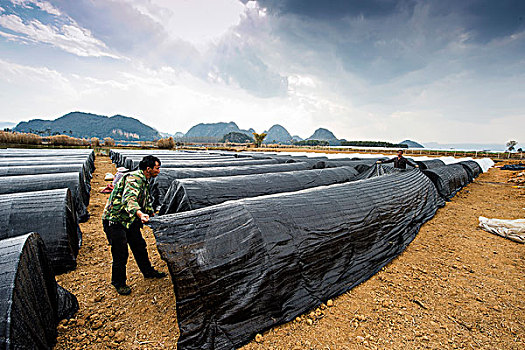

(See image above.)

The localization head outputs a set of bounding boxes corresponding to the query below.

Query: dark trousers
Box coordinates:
[102,219,154,286]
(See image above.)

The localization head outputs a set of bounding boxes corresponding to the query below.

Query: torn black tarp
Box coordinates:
[0,233,78,349]
[0,172,90,222]
[150,170,444,350]
[0,189,81,273]
[159,166,359,215]
[423,164,470,201]
[150,162,313,209]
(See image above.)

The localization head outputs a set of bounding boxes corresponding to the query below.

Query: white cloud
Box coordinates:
[0,13,119,57]
[111,0,245,49]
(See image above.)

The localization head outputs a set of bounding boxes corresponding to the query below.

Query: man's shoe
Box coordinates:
[113,284,131,295]
[144,269,167,279]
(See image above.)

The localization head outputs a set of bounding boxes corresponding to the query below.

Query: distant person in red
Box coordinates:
[376,150,419,169]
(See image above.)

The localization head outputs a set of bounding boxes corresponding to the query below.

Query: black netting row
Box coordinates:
[0,233,78,349]
[150,162,313,209]
[159,166,360,215]
[0,189,81,274]
[0,172,90,222]
[150,170,444,350]
[422,164,471,201]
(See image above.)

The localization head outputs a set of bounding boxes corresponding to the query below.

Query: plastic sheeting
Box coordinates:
[0,189,81,273]
[150,170,444,350]
[458,160,483,182]
[0,233,78,349]
[422,164,470,201]
[159,166,360,215]
[478,216,525,243]
[0,172,90,222]
[415,159,446,170]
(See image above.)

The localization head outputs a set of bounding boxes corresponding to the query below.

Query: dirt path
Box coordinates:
[55,156,524,349]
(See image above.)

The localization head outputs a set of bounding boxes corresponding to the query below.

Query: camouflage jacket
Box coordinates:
[102,170,154,228]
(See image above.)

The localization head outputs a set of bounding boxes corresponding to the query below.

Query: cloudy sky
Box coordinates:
[0,0,523,144]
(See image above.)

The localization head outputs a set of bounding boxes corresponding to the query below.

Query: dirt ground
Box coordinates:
[55,155,524,350]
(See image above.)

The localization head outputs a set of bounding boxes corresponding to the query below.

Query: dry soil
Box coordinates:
[55,155,524,350]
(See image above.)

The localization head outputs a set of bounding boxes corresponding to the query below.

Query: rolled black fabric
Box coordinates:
[457,160,483,182]
[415,159,446,170]
[0,172,90,222]
[0,233,78,349]
[159,166,360,215]
[150,162,312,209]
[150,170,444,350]
[0,189,81,273]
[423,164,470,201]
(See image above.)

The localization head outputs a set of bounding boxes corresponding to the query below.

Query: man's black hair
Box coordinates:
[139,155,161,170]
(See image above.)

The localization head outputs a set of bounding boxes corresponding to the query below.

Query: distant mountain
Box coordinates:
[307,128,341,146]
[173,132,185,139]
[14,112,161,140]
[263,124,293,144]
[400,140,424,148]
[291,135,303,142]
[221,132,254,143]
[185,122,254,139]
[0,121,15,129]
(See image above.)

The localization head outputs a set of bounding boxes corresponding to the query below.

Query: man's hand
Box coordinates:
[415,165,419,168]
[136,210,150,223]
[376,161,381,164]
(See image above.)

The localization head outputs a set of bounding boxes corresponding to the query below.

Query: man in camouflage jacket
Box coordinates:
[102,155,166,295]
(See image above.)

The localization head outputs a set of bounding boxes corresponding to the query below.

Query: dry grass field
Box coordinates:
[55,155,524,349]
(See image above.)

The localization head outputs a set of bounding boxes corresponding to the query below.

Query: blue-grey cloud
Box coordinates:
[245,0,525,43]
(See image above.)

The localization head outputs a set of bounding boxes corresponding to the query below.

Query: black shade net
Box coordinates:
[422,164,470,201]
[0,164,93,192]
[0,157,95,175]
[0,233,78,350]
[415,159,446,170]
[150,162,313,209]
[355,163,404,180]
[0,172,90,222]
[149,170,444,350]
[159,166,360,215]
[0,189,81,274]
[120,156,237,169]
[323,159,385,173]
[127,158,279,170]
[457,160,483,182]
